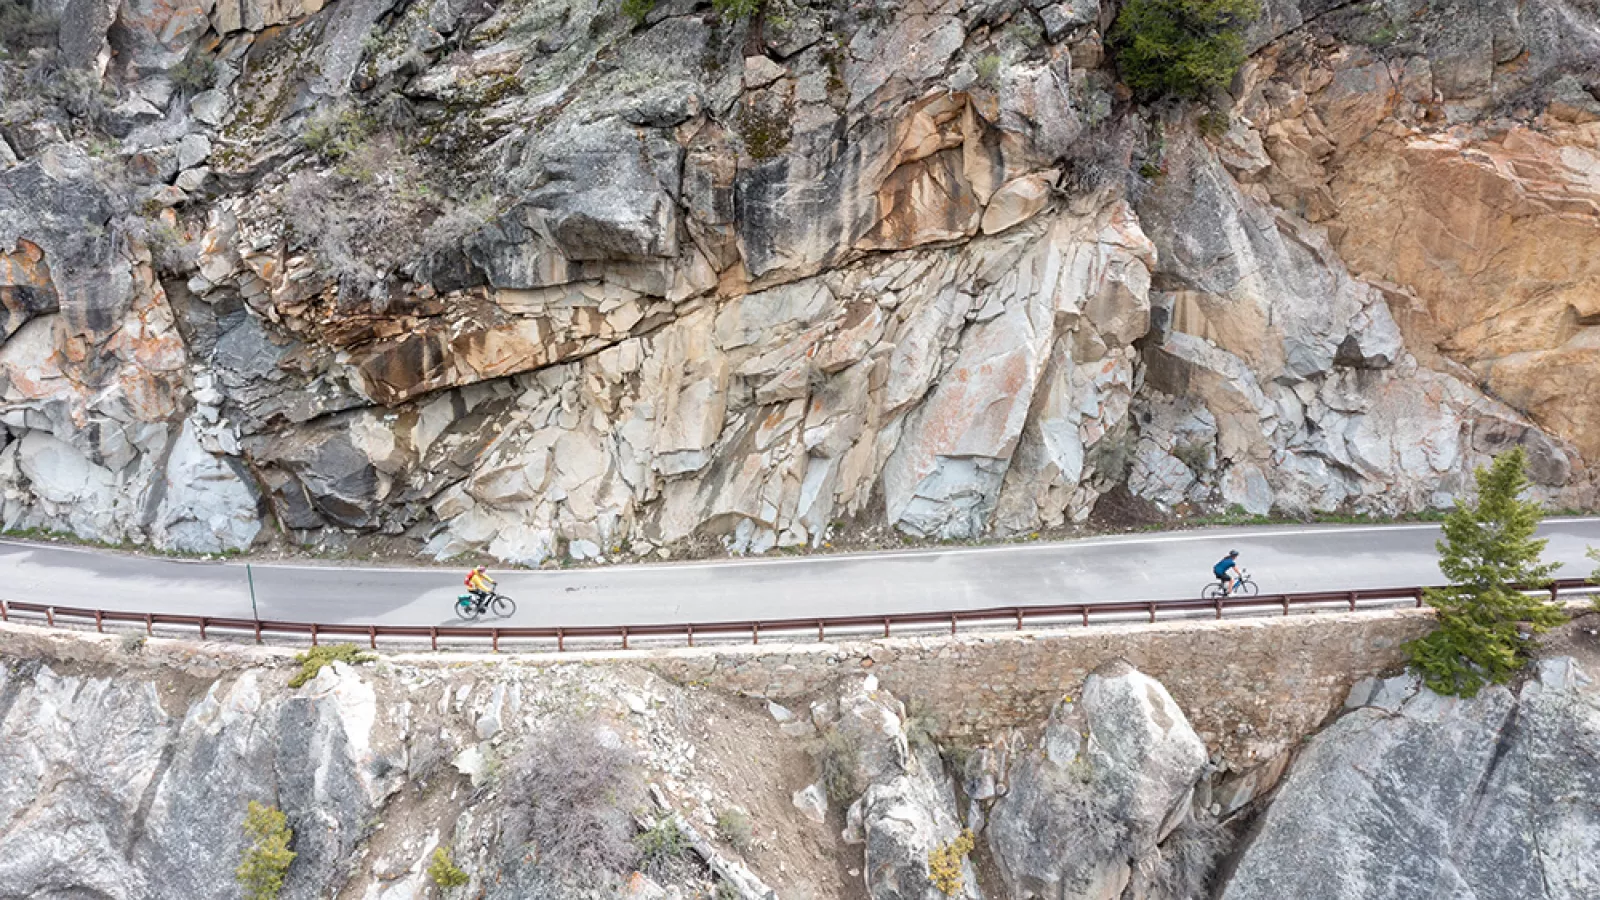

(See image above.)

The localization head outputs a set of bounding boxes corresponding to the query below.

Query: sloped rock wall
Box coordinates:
[1223,657,1600,900]
[0,0,1596,559]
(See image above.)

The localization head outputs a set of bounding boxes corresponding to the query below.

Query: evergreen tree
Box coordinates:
[1110,0,1262,101]
[1589,547,1599,610]
[1407,448,1564,696]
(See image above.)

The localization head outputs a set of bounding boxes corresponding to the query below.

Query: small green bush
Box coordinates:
[428,847,470,888]
[170,51,217,93]
[237,801,296,900]
[902,700,939,749]
[621,0,655,23]
[1406,448,1565,696]
[974,53,1004,87]
[736,101,792,161]
[1198,106,1231,138]
[712,0,760,21]
[927,829,975,896]
[1171,439,1212,473]
[634,818,689,874]
[288,643,375,688]
[0,1,57,54]
[300,108,371,161]
[1110,0,1261,101]
[717,808,753,854]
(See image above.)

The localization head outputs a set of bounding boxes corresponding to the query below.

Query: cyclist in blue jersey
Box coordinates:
[1213,550,1242,595]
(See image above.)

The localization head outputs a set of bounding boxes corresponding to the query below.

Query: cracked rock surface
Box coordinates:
[1223,657,1600,900]
[0,0,1596,562]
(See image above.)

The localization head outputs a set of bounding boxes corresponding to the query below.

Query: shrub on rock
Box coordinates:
[236,801,295,900]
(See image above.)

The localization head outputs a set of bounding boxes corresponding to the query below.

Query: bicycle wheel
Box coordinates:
[1236,579,1260,597]
[490,594,517,618]
[1202,582,1227,600]
[455,596,481,621]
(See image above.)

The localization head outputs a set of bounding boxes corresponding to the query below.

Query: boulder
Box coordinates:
[988,662,1208,900]
[824,677,980,900]
[1222,658,1600,900]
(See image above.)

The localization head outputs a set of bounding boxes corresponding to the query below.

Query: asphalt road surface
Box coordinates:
[2,519,1598,628]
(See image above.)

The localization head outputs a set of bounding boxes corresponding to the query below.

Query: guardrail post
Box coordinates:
[145,613,152,636]
[45,606,54,627]
[621,627,629,651]
[430,626,438,651]
[557,628,565,652]
[94,610,103,633]
[950,613,958,636]
[883,618,890,638]
[1415,588,1425,608]
[1015,609,1024,630]
[368,625,377,650]
[492,629,500,653]
[199,618,208,640]
[1551,584,1560,604]
[1281,596,1290,616]
[752,622,760,645]
[310,623,318,647]
[254,620,262,644]
[818,621,825,642]
[1080,607,1088,627]
[1148,602,1156,624]
[1214,598,1222,620]
[0,600,6,622]
[1348,591,1357,612]
[686,624,694,648]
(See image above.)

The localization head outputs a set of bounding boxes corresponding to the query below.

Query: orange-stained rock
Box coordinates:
[1243,38,1600,461]
[0,239,58,339]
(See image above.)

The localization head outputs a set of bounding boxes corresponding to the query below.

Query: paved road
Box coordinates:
[1,519,1598,628]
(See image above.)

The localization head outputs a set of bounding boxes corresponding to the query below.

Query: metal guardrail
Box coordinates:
[1,579,1594,653]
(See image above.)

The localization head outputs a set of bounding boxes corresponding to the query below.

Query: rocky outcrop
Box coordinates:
[0,635,834,900]
[1223,657,1600,900]
[987,662,1210,900]
[823,674,981,900]
[10,618,1600,900]
[0,658,391,899]
[0,0,1596,558]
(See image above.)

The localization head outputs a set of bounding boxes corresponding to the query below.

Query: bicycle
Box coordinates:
[455,591,517,620]
[1202,570,1258,600]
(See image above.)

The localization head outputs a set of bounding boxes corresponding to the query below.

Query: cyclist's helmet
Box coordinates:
[1227,550,1239,558]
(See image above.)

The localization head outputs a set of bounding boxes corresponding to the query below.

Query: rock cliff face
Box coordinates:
[5,622,1600,899]
[0,0,1597,559]
[1223,656,1600,900]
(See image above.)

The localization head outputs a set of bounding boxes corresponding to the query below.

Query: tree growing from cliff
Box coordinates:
[237,801,296,900]
[1407,448,1564,696]
[1109,0,1262,101]
[1590,547,1600,610]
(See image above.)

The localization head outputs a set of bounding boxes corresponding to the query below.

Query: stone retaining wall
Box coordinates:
[648,610,1436,767]
[0,607,1436,768]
